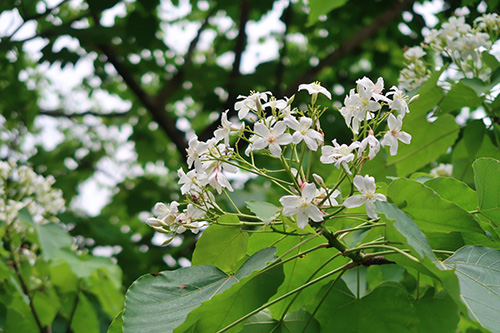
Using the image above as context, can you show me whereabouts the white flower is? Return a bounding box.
[320,139,360,174]
[178,168,206,194]
[380,114,412,156]
[386,86,409,117]
[343,175,386,219]
[356,77,388,102]
[313,187,341,207]
[359,133,380,160]
[174,204,207,234]
[214,110,232,145]
[252,121,292,157]
[404,46,426,61]
[235,91,272,119]
[263,97,287,112]
[285,116,323,151]
[298,82,332,100]
[279,183,324,229]
[146,201,179,227]
[430,163,453,177]
[186,135,209,170]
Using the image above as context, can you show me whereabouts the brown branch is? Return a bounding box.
[98,43,188,158]
[157,6,217,106]
[39,109,129,118]
[199,0,250,142]
[284,0,414,96]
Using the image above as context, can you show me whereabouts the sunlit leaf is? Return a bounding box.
[442,246,500,332]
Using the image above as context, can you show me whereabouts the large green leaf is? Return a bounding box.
[407,68,445,117]
[413,289,460,333]
[241,308,320,332]
[443,246,500,332]
[71,292,100,333]
[312,280,418,332]
[386,114,459,177]
[473,158,500,225]
[388,178,483,234]
[175,249,285,332]
[123,247,278,333]
[453,128,500,186]
[424,177,477,211]
[192,224,249,273]
[375,201,435,260]
[439,81,483,114]
[38,223,73,260]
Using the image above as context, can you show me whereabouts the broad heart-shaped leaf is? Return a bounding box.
[388,178,483,234]
[246,200,279,224]
[192,224,249,273]
[424,177,477,211]
[375,201,435,260]
[386,113,459,177]
[311,280,418,332]
[438,81,484,114]
[413,288,460,333]
[442,246,500,332]
[241,308,320,332]
[473,158,500,225]
[123,247,278,333]
[407,68,445,118]
[175,249,285,332]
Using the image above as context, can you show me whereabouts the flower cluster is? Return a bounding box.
[399,13,500,91]
[0,160,65,227]
[146,78,414,239]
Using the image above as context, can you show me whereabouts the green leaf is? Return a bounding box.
[108,311,124,333]
[241,308,320,332]
[424,177,478,211]
[246,201,279,224]
[387,114,459,177]
[175,248,285,332]
[312,280,418,332]
[307,0,349,26]
[414,289,460,333]
[123,247,278,333]
[71,292,100,333]
[387,178,483,234]
[473,158,500,225]
[439,81,483,114]
[375,201,435,260]
[407,68,445,118]
[38,223,73,260]
[33,289,60,327]
[452,129,500,186]
[443,246,500,332]
[52,249,122,288]
[192,224,249,273]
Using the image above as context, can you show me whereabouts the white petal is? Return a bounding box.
[398,131,412,145]
[306,205,324,222]
[343,195,366,208]
[296,210,309,229]
[365,202,379,219]
[302,183,317,202]
[269,143,282,157]
[303,135,318,151]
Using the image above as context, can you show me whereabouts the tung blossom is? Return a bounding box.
[298,82,332,100]
[320,139,360,174]
[235,91,272,119]
[251,121,292,157]
[214,110,233,145]
[380,114,412,156]
[343,175,386,219]
[285,116,323,151]
[280,183,324,229]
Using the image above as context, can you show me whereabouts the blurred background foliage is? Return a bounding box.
[1,0,497,294]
